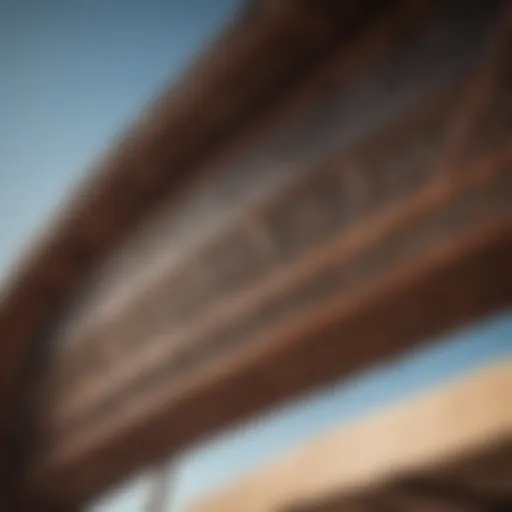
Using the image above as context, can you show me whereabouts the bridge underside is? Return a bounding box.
[0,0,510,509]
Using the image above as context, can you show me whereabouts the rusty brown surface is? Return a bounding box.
[2,0,511,509]
[22,3,512,506]
[39,0,506,451]
[0,0,399,500]
[28,195,512,509]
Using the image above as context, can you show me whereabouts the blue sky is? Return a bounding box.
[0,0,240,280]
[1,2,510,510]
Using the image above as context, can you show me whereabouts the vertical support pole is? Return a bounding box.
[146,462,174,512]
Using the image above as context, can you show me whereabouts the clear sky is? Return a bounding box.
[1,2,510,511]
[0,0,240,280]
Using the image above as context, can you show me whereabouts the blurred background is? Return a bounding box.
[1,1,510,510]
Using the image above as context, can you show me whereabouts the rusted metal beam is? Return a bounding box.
[0,0,397,501]
[16,2,511,507]
[3,1,511,509]
[0,0,388,427]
